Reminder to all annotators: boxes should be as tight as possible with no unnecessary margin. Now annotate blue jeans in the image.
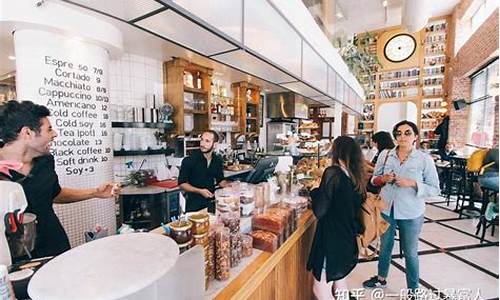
[478,173,499,192]
[377,211,424,291]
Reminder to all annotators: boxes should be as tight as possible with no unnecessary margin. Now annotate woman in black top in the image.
[307,136,366,299]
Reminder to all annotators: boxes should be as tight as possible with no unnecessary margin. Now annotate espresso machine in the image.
[0,181,28,267]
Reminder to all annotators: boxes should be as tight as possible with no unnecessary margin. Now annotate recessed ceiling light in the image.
[8,56,15,60]
[336,12,344,18]
[382,0,388,7]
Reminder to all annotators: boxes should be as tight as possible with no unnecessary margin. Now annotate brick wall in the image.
[447,6,499,148]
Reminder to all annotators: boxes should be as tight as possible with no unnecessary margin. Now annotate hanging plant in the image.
[334,32,381,95]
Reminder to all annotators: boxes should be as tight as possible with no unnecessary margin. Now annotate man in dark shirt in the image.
[435,142,457,161]
[0,101,119,258]
[178,130,230,212]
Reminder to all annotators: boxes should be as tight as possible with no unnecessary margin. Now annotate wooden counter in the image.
[213,210,316,300]
[152,209,317,299]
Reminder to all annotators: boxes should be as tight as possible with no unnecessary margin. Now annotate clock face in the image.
[384,34,417,63]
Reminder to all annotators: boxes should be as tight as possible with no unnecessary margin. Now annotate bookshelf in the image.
[357,17,451,147]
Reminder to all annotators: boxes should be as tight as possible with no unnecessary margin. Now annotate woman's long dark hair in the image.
[331,136,367,195]
[372,131,395,152]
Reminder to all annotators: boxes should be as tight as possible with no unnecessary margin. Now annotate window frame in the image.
[466,58,498,148]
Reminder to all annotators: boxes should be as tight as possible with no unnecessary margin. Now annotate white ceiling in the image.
[327,0,461,37]
[1,0,462,103]
[0,26,16,76]
[0,0,288,94]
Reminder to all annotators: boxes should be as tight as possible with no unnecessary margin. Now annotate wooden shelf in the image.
[111,122,174,130]
[359,17,450,136]
[378,75,420,82]
[421,108,447,112]
[184,86,208,95]
[232,81,261,135]
[423,64,445,68]
[378,96,419,101]
[113,148,175,157]
[184,109,208,114]
[425,53,447,58]
[165,58,213,134]
[423,94,445,98]
[379,86,419,91]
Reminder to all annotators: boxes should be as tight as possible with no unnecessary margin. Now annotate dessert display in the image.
[241,234,253,258]
[221,212,241,267]
[239,184,255,217]
[215,188,240,216]
[168,219,193,249]
[189,212,210,235]
[249,230,279,253]
[162,176,312,288]
[282,196,309,218]
[215,226,231,281]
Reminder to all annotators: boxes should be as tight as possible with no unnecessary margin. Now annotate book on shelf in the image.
[424,65,445,76]
[379,68,420,80]
[424,56,446,66]
[380,88,419,99]
[379,78,419,89]
[425,22,447,33]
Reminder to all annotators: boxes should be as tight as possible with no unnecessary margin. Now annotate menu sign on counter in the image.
[14,29,113,187]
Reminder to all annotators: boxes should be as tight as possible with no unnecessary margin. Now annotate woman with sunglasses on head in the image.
[307,136,366,299]
[362,120,439,297]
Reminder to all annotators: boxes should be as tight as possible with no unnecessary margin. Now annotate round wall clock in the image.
[383,33,417,63]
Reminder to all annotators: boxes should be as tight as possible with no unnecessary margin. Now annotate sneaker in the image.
[362,276,387,288]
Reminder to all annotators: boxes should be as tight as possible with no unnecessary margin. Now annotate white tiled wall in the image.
[109,53,166,180]
[113,154,167,181]
[109,53,164,107]
[53,54,167,248]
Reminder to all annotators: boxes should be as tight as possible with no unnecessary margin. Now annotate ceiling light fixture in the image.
[335,2,345,20]
[8,56,15,60]
[382,0,388,7]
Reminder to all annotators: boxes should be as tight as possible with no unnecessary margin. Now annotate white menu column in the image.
[14,29,115,247]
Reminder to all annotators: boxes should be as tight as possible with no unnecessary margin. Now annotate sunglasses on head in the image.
[394,130,414,137]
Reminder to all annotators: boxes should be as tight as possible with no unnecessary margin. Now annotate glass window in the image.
[471,2,486,31]
[467,59,498,147]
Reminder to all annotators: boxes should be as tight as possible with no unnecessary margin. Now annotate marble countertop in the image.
[28,233,179,300]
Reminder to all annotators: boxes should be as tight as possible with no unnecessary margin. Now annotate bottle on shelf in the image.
[196,72,202,89]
